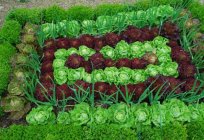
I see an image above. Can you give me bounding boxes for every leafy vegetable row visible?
[54,36,171,61]
[26,99,204,127]
[2,121,202,140]
[53,36,179,85]
[40,5,174,40]
[54,63,178,85]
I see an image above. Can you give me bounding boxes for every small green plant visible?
[44,5,67,23]
[0,20,21,44]
[66,6,94,21]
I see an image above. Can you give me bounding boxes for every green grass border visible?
[1,121,204,140]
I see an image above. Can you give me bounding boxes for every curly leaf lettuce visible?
[131,103,151,126]
[26,106,56,125]
[70,102,91,125]
[164,99,190,122]
[108,103,133,127]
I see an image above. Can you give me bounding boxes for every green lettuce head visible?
[156,45,171,55]
[130,42,145,58]
[115,41,130,58]
[70,102,91,125]
[132,70,147,83]
[82,20,97,35]
[164,99,190,122]
[104,67,119,84]
[83,73,92,83]
[150,103,172,127]
[92,69,105,82]
[113,13,127,32]
[96,16,114,35]
[53,59,66,69]
[131,103,151,126]
[143,41,154,52]
[100,45,116,59]
[54,49,69,59]
[117,67,132,84]
[54,68,68,85]
[157,54,172,63]
[108,103,133,127]
[57,112,71,125]
[91,107,109,125]
[66,20,80,37]
[157,5,174,17]
[160,62,178,77]
[79,45,96,61]
[145,64,161,77]
[197,103,204,120]
[26,106,56,125]
[153,36,169,46]
[67,48,78,56]
[188,104,202,121]
[67,68,85,84]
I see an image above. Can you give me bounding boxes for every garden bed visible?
[0,0,204,139]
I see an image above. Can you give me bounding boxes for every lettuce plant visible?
[92,69,106,82]
[131,103,151,126]
[82,20,97,35]
[117,67,132,84]
[70,102,91,125]
[26,106,56,125]
[67,68,85,84]
[54,49,69,59]
[57,112,71,124]
[54,68,68,85]
[108,103,133,127]
[150,103,172,127]
[100,46,116,59]
[164,99,190,122]
[78,45,96,61]
[104,67,119,84]
[53,59,66,69]
[115,41,130,59]
[91,107,109,125]
[66,20,81,37]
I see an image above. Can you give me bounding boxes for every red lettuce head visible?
[131,58,148,69]
[66,54,85,68]
[116,58,131,68]
[94,37,105,52]
[89,53,105,69]
[35,82,54,101]
[69,38,81,49]
[80,34,95,48]
[104,33,121,47]
[104,59,116,67]
[56,84,74,100]
[41,61,53,74]
[179,62,196,78]
[81,61,92,73]
[57,38,69,49]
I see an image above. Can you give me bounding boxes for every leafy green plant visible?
[0,42,16,95]
[66,6,94,21]
[44,5,67,23]
[26,106,56,125]
[95,4,128,17]
[187,120,204,140]
[6,8,43,25]
[57,111,71,124]
[0,20,21,44]
[69,102,91,126]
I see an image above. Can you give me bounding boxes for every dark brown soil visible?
[0,113,27,128]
